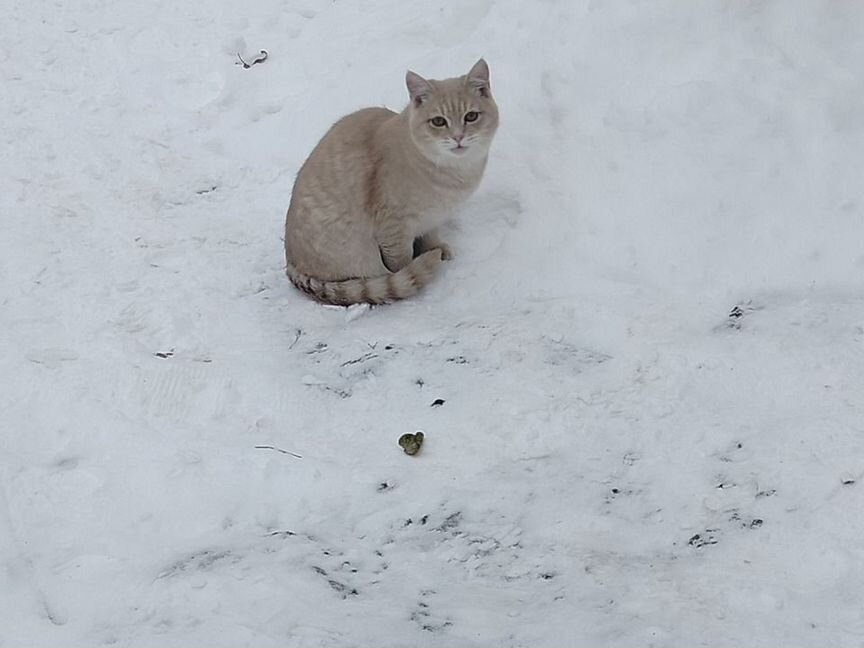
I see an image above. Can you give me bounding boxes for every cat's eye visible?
[429,116,447,127]
[464,111,480,123]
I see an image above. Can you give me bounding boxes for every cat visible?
[284,58,499,305]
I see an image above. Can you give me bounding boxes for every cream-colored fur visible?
[284,59,499,305]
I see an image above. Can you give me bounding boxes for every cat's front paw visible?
[436,242,455,261]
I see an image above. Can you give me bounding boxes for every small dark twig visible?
[341,352,378,367]
[288,328,303,350]
[255,444,302,459]
[236,49,269,69]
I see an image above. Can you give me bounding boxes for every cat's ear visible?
[406,70,433,106]
[466,58,491,98]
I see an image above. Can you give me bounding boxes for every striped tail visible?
[286,249,443,306]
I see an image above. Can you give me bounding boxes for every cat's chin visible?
[416,142,486,166]
[439,146,486,164]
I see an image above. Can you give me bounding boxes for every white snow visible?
[2,1,864,646]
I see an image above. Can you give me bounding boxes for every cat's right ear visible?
[466,58,491,98]
[406,71,433,107]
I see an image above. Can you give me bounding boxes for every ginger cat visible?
[284,59,498,305]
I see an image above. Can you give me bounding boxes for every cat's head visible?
[405,59,499,164]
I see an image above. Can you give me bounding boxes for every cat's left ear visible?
[406,70,433,106]
[466,58,491,98]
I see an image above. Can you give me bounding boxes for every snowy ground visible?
[3,1,864,646]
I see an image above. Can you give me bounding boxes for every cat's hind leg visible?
[378,225,415,273]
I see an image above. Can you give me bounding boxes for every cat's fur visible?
[284,59,498,305]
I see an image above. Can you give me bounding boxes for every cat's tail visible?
[286,249,443,306]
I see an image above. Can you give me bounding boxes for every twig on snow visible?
[288,328,303,350]
[236,50,269,69]
[340,352,378,367]
[255,444,302,459]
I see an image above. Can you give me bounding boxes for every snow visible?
[2,0,864,646]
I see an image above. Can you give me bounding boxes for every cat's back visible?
[298,107,396,178]
[327,107,396,147]
[286,107,398,277]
